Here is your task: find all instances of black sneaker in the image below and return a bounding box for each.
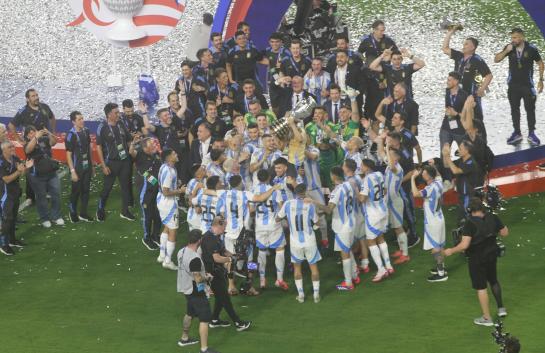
[209,319,231,328]
[96,208,106,222]
[120,211,136,221]
[0,245,15,256]
[152,237,160,247]
[235,320,251,332]
[142,238,159,251]
[78,214,94,222]
[427,273,448,282]
[429,268,448,275]
[177,337,199,347]
[69,211,79,223]
[9,239,25,248]
[407,236,420,249]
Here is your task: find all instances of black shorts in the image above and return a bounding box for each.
[186,295,212,323]
[468,253,498,290]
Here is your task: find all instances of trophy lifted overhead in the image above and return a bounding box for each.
[439,17,464,32]
[271,96,317,141]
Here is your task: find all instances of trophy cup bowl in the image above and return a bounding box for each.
[271,96,317,140]
[439,17,463,31]
[103,0,146,41]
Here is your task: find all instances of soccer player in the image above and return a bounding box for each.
[276,184,321,303]
[186,165,206,231]
[311,167,359,291]
[358,159,393,282]
[157,149,186,270]
[193,176,224,233]
[411,166,448,282]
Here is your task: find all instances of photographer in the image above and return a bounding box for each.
[443,198,509,327]
[176,229,219,353]
[24,125,63,228]
[200,216,251,331]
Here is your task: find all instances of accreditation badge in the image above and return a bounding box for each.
[117,144,127,160]
[82,153,89,170]
[246,52,251,59]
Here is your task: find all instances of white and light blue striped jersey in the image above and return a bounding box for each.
[186,178,202,223]
[250,148,283,184]
[277,198,319,248]
[330,182,356,234]
[206,162,225,180]
[344,150,363,175]
[217,189,254,238]
[272,175,299,203]
[157,163,177,207]
[361,171,388,217]
[346,175,365,217]
[302,146,322,191]
[421,176,444,222]
[192,189,225,232]
[252,183,281,230]
[385,163,404,201]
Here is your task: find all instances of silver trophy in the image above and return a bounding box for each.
[271,96,317,140]
[103,0,146,41]
[439,17,464,31]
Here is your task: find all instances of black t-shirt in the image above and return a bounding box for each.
[192,63,217,87]
[153,123,185,155]
[167,108,194,149]
[264,47,291,84]
[383,99,419,130]
[200,231,225,274]
[65,127,92,172]
[398,127,419,155]
[188,257,205,297]
[454,157,479,195]
[398,146,415,185]
[463,213,504,257]
[233,93,269,115]
[358,34,398,62]
[134,150,162,193]
[450,49,492,95]
[208,83,237,120]
[0,155,22,198]
[280,55,312,78]
[25,135,52,161]
[192,118,227,140]
[504,41,542,87]
[96,121,131,162]
[442,88,469,134]
[382,63,416,97]
[120,113,145,135]
[11,103,55,130]
[211,48,228,69]
[227,46,263,83]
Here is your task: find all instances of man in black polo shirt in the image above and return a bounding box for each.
[440,72,469,148]
[279,39,312,80]
[375,82,419,134]
[263,32,291,114]
[96,103,135,222]
[233,79,269,115]
[494,27,544,146]
[226,30,266,88]
[210,32,227,69]
[129,136,162,250]
[0,141,33,255]
[192,101,228,140]
[390,111,422,166]
[65,111,94,223]
[174,62,207,119]
[200,216,251,331]
[443,28,492,130]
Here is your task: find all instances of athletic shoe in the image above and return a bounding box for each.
[177,337,199,347]
[120,212,136,221]
[391,250,403,258]
[42,220,52,228]
[157,255,165,264]
[498,307,508,317]
[506,132,523,145]
[352,276,361,285]
[372,269,388,283]
[54,218,65,226]
[474,316,494,327]
[0,245,15,256]
[259,277,266,289]
[407,236,420,248]
[429,268,448,275]
[235,321,251,332]
[427,273,448,282]
[152,238,160,247]
[394,255,410,265]
[357,265,370,274]
[9,239,25,248]
[313,294,321,303]
[162,261,177,271]
[295,295,305,303]
[274,279,289,291]
[336,281,354,291]
[96,208,106,222]
[528,131,541,146]
[320,239,329,248]
[209,320,231,328]
[69,212,79,223]
[386,266,395,275]
[142,238,158,251]
[78,214,93,222]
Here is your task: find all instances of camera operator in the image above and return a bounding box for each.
[200,215,251,331]
[443,197,509,327]
[177,229,219,353]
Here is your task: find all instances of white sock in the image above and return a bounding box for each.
[398,232,408,256]
[361,258,369,268]
[295,279,304,296]
[159,233,168,258]
[312,280,320,295]
[258,250,267,279]
[342,258,353,285]
[165,240,175,263]
[369,245,384,271]
[349,252,358,278]
[378,242,392,269]
[275,250,285,281]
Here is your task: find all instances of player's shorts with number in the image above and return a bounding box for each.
[334,232,355,253]
[388,197,404,229]
[159,202,179,230]
[290,244,322,265]
[256,225,285,250]
[423,218,446,251]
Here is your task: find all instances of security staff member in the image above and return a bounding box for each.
[0,141,32,255]
[96,103,134,222]
[443,198,509,327]
[494,27,544,146]
[177,229,218,353]
[200,216,251,331]
[65,111,93,223]
[130,136,162,250]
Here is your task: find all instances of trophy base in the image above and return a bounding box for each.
[107,19,146,41]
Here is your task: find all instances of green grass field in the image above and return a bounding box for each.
[1,169,544,353]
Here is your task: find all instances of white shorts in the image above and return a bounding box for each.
[334,232,354,253]
[423,218,446,251]
[353,214,366,240]
[290,244,322,265]
[388,197,404,229]
[187,210,201,231]
[159,203,179,230]
[256,226,285,250]
[225,236,236,254]
[365,213,388,240]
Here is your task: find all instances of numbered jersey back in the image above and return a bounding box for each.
[330,182,356,234]
[217,189,252,237]
[363,171,388,215]
[252,183,281,230]
[278,198,319,248]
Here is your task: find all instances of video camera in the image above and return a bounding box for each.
[492,321,520,353]
[474,184,504,212]
[228,229,258,294]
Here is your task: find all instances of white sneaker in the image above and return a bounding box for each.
[295,295,305,303]
[54,218,65,226]
[313,294,321,303]
[498,307,508,317]
[162,261,177,271]
[42,220,52,228]
[156,255,165,264]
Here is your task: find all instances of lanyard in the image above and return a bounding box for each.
[516,46,524,65]
[393,101,404,112]
[244,96,253,113]
[108,124,121,146]
[449,93,457,107]
[71,127,88,154]
[458,55,473,74]
[289,56,302,75]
